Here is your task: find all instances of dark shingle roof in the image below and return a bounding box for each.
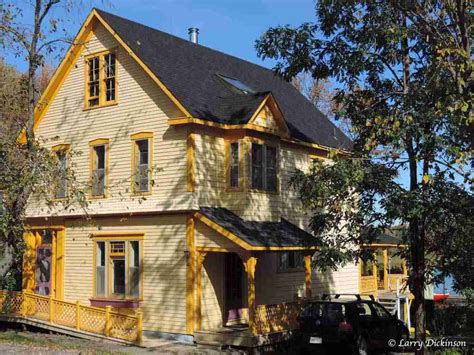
[199,207,319,248]
[95,9,352,150]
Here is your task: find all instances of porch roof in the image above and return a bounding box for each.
[196,207,319,251]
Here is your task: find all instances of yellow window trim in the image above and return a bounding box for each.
[52,143,71,152]
[51,144,71,201]
[130,132,154,195]
[224,139,245,192]
[18,9,192,144]
[89,138,110,199]
[92,237,144,301]
[84,48,119,110]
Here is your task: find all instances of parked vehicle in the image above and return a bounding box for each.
[296,294,409,354]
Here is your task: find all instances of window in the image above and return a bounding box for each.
[52,144,70,199]
[361,258,373,276]
[85,51,117,108]
[372,302,391,320]
[89,139,109,197]
[388,248,404,274]
[55,150,68,199]
[217,74,256,94]
[131,133,153,193]
[226,141,242,190]
[94,238,142,299]
[251,143,278,192]
[278,251,304,272]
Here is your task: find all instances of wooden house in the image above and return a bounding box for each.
[20,9,407,346]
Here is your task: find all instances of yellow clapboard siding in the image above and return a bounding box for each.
[63,214,187,334]
[26,23,191,218]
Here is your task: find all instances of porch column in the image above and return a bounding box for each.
[186,215,196,335]
[303,252,314,299]
[383,249,388,290]
[242,255,258,335]
[196,251,207,331]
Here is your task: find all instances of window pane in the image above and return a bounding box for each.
[230,142,239,188]
[112,258,125,296]
[96,242,106,297]
[92,145,105,196]
[55,151,67,199]
[279,252,289,271]
[361,259,373,276]
[266,146,277,192]
[95,146,105,169]
[135,140,149,192]
[88,57,100,106]
[104,54,116,102]
[389,248,404,274]
[129,241,140,298]
[251,144,263,189]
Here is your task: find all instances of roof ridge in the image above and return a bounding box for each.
[94,8,279,77]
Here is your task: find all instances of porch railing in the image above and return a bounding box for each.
[0,290,142,344]
[254,301,303,334]
[360,275,377,294]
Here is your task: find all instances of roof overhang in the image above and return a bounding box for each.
[194,208,319,252]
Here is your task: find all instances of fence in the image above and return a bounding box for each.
[254,301,303,334]
[0,290,142,344]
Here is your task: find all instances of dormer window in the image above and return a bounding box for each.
[85,50,117,109]
[217,74,256,95]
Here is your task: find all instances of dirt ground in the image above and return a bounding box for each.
[0,329,233,354]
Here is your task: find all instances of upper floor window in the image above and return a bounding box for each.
[251,143,278,192]
[131,133,153,194]
[85,51,117,109]
[226,141,243,190]
[94,238,142,299]
[89,139,110,198]
[52,144,70,199]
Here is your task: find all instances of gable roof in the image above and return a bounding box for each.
[95,9,352,150]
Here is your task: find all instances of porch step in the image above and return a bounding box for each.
[378,298,398,314]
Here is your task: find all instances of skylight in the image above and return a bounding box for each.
[217,74,256,94]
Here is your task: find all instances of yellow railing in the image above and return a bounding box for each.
[254,301,303,334]
[0,290,142,344]
[388,274,407,292]
[360,275,377,294]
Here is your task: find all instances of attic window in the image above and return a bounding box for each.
[217,74,256,94]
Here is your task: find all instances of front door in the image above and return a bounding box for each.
[24,229,64,299]
[224,253,244,325]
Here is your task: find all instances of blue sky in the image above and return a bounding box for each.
[5,0,318,71]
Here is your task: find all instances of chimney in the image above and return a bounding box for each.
[188,27,199,44]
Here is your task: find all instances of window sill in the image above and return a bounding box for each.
[277,267,305,274]
[83,101,118,111]
[248,188,279,195]
[89,298,140,309]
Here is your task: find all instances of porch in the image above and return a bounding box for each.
[188,208,318,347]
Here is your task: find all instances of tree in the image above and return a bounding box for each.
[0,1,96,289]
[256,0,472,350]
[292,73,353,137]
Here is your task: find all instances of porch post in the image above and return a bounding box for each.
[383,249,388,290]
[186,215,196,335]
[303,252,313,299]
[242,255,258,335]
[196,251,207,331]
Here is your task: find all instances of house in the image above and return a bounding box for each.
[19,8,406,346]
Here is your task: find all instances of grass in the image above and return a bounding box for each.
[0,330,125,354]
